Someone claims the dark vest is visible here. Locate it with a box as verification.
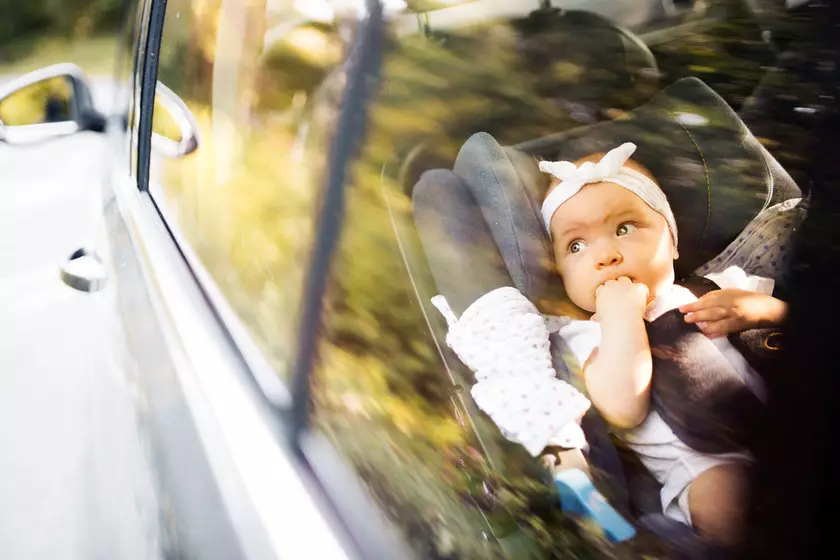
[646,276,783,454]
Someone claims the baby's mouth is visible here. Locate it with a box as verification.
[599,274,634,286]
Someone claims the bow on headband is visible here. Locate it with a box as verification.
[538,142,679,248]
[539,142,637,186]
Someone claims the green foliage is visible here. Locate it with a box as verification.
[0,0,124,62]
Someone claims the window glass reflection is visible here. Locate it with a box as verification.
[154,0,349,381]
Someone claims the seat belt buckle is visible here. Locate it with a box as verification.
[552,449,636,543]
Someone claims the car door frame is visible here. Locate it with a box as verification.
[110,0,412,559]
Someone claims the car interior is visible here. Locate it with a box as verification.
[306,0,813,556]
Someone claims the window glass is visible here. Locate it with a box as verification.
[311,0,814,557]
[152,0,350,381]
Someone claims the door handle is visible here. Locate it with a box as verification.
[60,248,106,293]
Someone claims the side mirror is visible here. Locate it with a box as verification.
[0,63,106,145]
[151,82,200,158]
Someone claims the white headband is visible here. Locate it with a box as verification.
[539,142,678,247]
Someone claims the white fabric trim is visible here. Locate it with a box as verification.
[704,265,775,295]
[538,142,679,248]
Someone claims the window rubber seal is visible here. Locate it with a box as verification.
[288,0,385,440]
[136,0,167,191]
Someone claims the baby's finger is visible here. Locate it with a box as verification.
[684,307,728,323]
[679,295,719,313]
[699,318,737,336]
[694,321,724,336]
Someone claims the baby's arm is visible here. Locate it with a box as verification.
[583,277,653,429]
[679,265,787,336]
[680,290,787,337]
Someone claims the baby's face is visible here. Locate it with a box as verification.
[549,181,677,313]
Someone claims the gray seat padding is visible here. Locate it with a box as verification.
[391,8,661,190]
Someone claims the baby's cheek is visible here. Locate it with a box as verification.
[557,262,585,307]
[564,278,596,313]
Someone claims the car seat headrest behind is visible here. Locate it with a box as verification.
[393,8,661,195]
[452,77,800,309]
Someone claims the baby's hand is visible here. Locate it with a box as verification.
[594,276,649,322]
[679,289,788,337]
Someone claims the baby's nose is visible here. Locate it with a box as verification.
[596,249,623,269]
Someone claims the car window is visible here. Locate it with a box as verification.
[151,0,350,382]
[308,3,661,558]
[308,0,813,557]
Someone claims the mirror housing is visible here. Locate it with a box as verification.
[0,63,107,144]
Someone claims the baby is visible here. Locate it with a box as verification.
[538,143,787,546]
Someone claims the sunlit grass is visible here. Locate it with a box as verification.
[0,35,118,77]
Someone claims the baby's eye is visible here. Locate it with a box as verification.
[616,223,637,236]
[568,240,587,254]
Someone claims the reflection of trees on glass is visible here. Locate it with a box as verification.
[153,0,356,383]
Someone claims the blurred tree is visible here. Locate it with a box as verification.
[0,0,124,62]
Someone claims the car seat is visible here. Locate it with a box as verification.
[409,76,801,556]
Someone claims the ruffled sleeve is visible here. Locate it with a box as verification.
[432,288,591,456]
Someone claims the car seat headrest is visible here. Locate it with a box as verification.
[452,77,800,308]
[392,8,661,191]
